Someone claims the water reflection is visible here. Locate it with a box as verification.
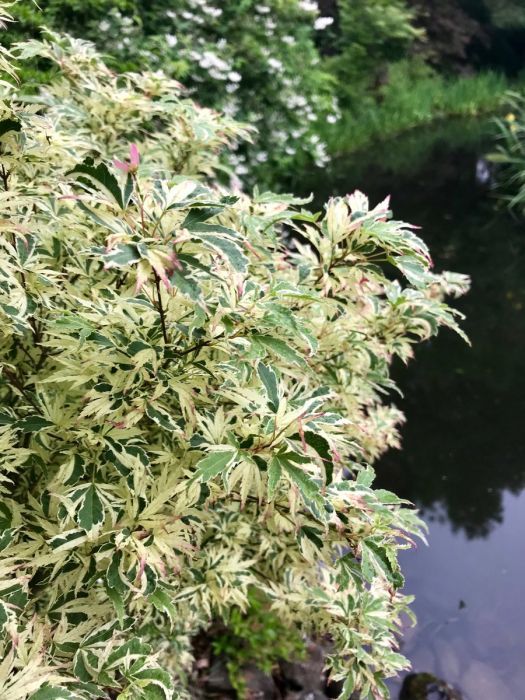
[298,119,525,698]
[299,119,525,539]
[394,491,525,699]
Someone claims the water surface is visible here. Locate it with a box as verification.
[301,120,525,699]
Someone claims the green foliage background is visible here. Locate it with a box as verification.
[4,0,516,185]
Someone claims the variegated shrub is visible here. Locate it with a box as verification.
[0,20,470,700]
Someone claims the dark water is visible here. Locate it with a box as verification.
[301,120,525,699]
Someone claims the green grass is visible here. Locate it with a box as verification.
[325,62,513,156]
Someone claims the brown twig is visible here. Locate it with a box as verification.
[154,270,168,344]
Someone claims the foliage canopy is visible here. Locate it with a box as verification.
[0,14,469,700]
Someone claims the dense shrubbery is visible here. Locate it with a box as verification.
[0,13,471,700]
[9,0,338,182]
[7,0,514,185]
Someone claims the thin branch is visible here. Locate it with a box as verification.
[0,164,9,191]
[154,271,168,344]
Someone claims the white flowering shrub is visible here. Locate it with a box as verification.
[0,18,470,700]
[10,0,339,184]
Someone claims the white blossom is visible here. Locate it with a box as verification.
[298,0,318,12]
[267,57,283,71]
[165,34,178,48]
[314,16,334,30]
[203,6,223,17]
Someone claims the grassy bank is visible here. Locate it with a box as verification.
[325,63,512,156]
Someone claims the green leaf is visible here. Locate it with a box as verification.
[0,600,8,627]
[77,485,104,532]
[257,362,279,412]
[104,437,150,477]
[0,502,12,529]
[169,267,201,300]
[252,335,307,368]
[299,525,324,550]
[148,588,177,624]
[49,529,87,551]
[267,457,282,500]
[181,207,224,227]
[15,416,54,433]
[106,637,152,667]
[360,540,399,585]
[185,221,242,240]
[0,410,15,426]
[0,528,15,552]
[146,404,180,432]
[105,583,126,628]
[16,234,37,265]
[106,551,128,594]
[95,243,141,267]
[191,232,248,272]
[141,687,169,700]
[177,252,216,277]
[392,255,431,287]
[356,465,375,487]
[275,452,321,508]
[67,158,125,209]
[82,619,121,647]
[127,340,152,355]
[123,172,134,207]
[29,687,76,700]
[193,449,237,482]
[303,431,334,486]
[132,667,173,696]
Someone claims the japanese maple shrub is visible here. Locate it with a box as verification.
[0,22,469,700]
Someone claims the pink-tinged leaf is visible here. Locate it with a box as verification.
[134,260,150,294]
[135,556,147,585]
[129,143,140,169]
[114,144,140,174]
[375,195,391,213]
[169,249,183,271]
[151,259,171,290]
[331,446,343,464]
[113,158,129,173]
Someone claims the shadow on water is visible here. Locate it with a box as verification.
[299,119,525,699]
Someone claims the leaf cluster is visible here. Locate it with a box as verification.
[0,23,469,700]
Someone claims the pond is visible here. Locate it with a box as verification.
[299,120,525,699]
